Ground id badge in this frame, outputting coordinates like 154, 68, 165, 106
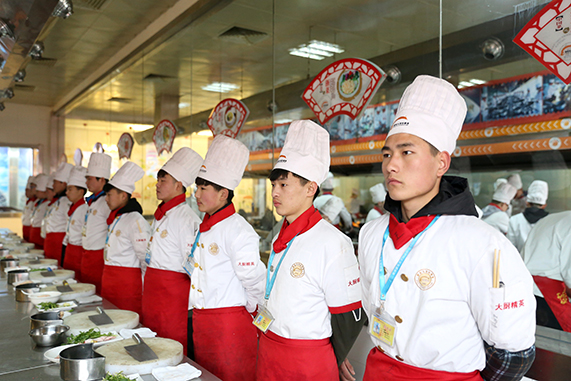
183, 255, 197, 276
370, 306, 397, 347
253, 304, 274, 333
145, 245, 151, 265
104, 246, 109, 262
81, 225, 87, 237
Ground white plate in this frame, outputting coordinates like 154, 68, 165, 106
37, 301, 78, 312
44, 344, 78, 363
66, 330, 124, 347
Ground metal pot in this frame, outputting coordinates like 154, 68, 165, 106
60, 343, 106, 381
0, 248, 9, 257
0, 257, 19, 276
7, 268, 29, 285
30, 311, 64, 330
29, 324, 70, 347
15, 283, 41, 302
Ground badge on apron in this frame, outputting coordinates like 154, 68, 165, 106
183, 255, 198, 276
82, 225, 87, 237
370, 307, 397, 347
253, 304, 275, 333
145, 243, 152, 265
104, 245, 109, 262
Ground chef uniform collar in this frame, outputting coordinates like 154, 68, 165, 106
198, 135, 249, 191
161, 147, 203, 188
86, 153, 112, 179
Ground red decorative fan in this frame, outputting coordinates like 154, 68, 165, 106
207, 98, 250, 138
152, 120, 177, 155
118, 133, 134, 159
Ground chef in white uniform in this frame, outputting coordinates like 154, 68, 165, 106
507, 174, 526, 216
141, 147, 203, 356
63, 166, 88, 274
29, 174, 50, 249
188, 135, 265, 381
256, 120, 364, 381
365, 183, 386, 223
507, 180, 549, 253
481, 182, 517, 234
358, 75, 536, 381
314, 172, 353, 232
22, 176, 37, 242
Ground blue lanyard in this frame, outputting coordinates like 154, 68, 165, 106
189, 232, 201, 259
378, 215, 440, 301
264, 235, 298, 301
105, 215, 123, 245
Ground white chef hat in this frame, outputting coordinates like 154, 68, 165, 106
26, 176, 35, 189
321, 172, 334, 190
35, 174, 49, 192
318, 196, 345, 222
198, 135, 249, 191
86, 153, 112, 179
493, 178, 507, 191
273, 119, 330, 185
161, 147, 203, 188
492, 182, 517, 204
46, 173, 55, 190
68, 166, 87, 189
109, 161, 144, 194
53, 162, 73, 183
526, 180, 548, 205
387, 75, 467, 154
507, 174, 523, 190
370, 183, 387, 204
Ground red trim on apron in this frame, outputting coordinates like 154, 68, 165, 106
44, 232, 66, 266
81, 249, 104, 294
29, 227, 44, 249
193, 306, 257, 381
257, 330, 338, 381
142, 267, 190, 355
64, 244, 83, 281
363, 347, 483, 381
533, 275, 571, 332
101, 265, 143, 315
23, 225, 31, 242
329, 301, 362, 314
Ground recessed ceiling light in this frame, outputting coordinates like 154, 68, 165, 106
289, 50, 325, 60
178, 102, 190, 108
201, 82, 239, 93
307, 40, 344, 54
289, 40, 344, 61
469, 78, 486, 85
274, 118, 293, 124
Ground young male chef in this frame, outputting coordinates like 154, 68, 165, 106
82, 153, 112, 292
142, 147, 203, 356
63, 166, 88, 274
358, 75, 536, 381
22, 176, 37, 242
29, 174, 50, 249
188, 135, 265, 381
256, 120, 364, 380
507, 180, 549, 252
101, 161, 150, 315
43, 163, 73, 266
365, 183, 386, 223
481, 182, 517, 235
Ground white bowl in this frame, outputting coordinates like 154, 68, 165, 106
28, 291, 62, 305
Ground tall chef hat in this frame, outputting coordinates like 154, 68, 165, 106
494, 178, 507, 191
53, 162, 73, 183
318, 196, 345, 223
46, 173, 55, 190
35, 174, 49, 192
109, 161, 144, 194
198, 135, 249, 191
492, 182, 517, 204
370, 183, 387, 204
507, 173, 523, 190
68, 166, 87, 189
26, 176, 35, 189
387, 75, 467, 154
161, 147, 203, 188
526, 180, 548, 205
321, 172, 334, 190
273, 119, 330, 185
86, 153, 112, 179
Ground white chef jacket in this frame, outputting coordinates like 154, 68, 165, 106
31, 200, 49, 228
104, 212, 151, 269
82, 195, 111, 250
44, 196, 72, 234
22, 199, 36, 226
482, 204, 509, 234
359, 214, 536, 373
314, 194, 352, 228
506, 213, 534, 253
189, 213, 265, 313
365, 207, 383, 224
64, 203, 88, 246
266, 220, 361, 340
522, 211, 571, 297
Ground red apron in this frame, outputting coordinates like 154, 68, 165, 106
81, 249, 104, 294
44, 232, 66, 266
23, 225, 31, 242
533, 275, 571, 332
64, 244, 83, 280
29, 227, 44, 249
363, 347, 483, 381
101, 265, 143, 315
257, 330, 338, 381
142, 267, 190, 355
193, 306, 257, 381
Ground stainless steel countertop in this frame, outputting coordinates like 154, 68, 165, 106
0, 277, 220, 381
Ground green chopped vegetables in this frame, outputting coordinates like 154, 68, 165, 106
66, 328, 114, 344
38, 302, 59, 310
30, 268, 47, 272
104, 371, 131, 381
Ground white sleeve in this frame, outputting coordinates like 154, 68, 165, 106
558, 225, 571, 289
506, 218, 517, 247
323, 236, 361, 313
358, 226, 373, 317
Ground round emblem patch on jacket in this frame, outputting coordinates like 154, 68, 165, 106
115, 230, 121, 237
415, 269, 436, 290
160, 229, 168, 238
93, 209, 98, 216
71, 220, 75, 225
208, 243, 219, 255
290, 262, 305, 278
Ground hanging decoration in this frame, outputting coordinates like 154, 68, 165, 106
118, 132, 134, 159
514, 0, 571, 84
302, 58, 386, 124
73, 148, 83, 166
207, 98, 250, 138
153, 119, 177, 155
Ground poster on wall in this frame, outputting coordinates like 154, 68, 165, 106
480, 76, 542, 122
118, 132, 134, 159
207, 98, 250, 138
514, 0, 571, 84
152, 119, 177, 155
302, 58, 386, 124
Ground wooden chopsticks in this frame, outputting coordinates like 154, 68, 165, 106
493, 249, 501, 288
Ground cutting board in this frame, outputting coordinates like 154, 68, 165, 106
64, 309, 139, 336
23, 258, 58, 269
96, 337, 183, 375
29, 269, 74, 283
43, 283, 96, 301
14, 252, 46, 260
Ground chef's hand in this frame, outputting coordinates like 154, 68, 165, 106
339, 358, 356, 381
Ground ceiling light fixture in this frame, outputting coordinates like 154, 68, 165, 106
457, 78, 486, 89
52, 0, 74, 19
178, 102, 190, 109
469, 78, 486, 85
29, 42, 44, 60
201, 82, 240, 93
482, 37, 504, 61
128, 124, 153, 132
289, 40, 344, 61
0, 19, 15, 40
2, 88, 14, 99
13, 70, 26, 83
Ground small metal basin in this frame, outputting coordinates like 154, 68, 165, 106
7, 268, 29, 285
60, 343, 106, 381
0, 257, 19, 275
29, 324, 70, 347
15, 282, 41, 302
30, 311, 64, 330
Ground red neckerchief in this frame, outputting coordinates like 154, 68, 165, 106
48, 195, 62, 206
26, 197, 37, 205
489, 203, 503, 211
68, 199, 85, 217
388, 213, 436, 250
106, 208, 120, 226
322, 191, 333, 195
374, 205, 385, 215
273, 207, 322, 253
200, 203, 236, 233
154, 193, 186, 221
